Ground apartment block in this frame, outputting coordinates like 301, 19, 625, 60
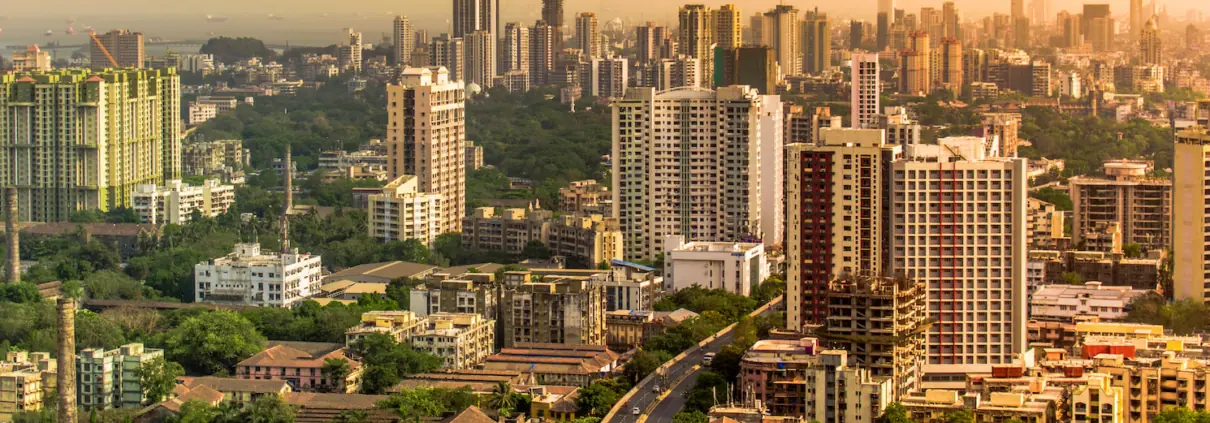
851, 53, 881, 129
901, 388, 1064, 423
367, 175, 445, 246
90, 29, 144, 69
559, 180, 608, 214
739, 338, 822, 416
237, 343, 362, 394
409, 274, 499, 320
878, 107, 922, 146
530, 264, 658, 312
785, 128, 901, 329
10, 45, 51, 72
821, 274, 928, 399
605, 310, 653, 351
501, 272, 606, 347
1026, 198, 1065, 248
649, 55, 703, 91
465, 141, 484, 171
1174, 101, 1210, 302
410, 313, 496, 370
77, 344, 163, 411
1093, 352, 1210, 423
663, 235, 768, 296
194, 243, 324, 307
0, 352, 55, 421
739, 339, 893, 421
131, 179, 235, 225
461, 207, 622, 266
1069, 160, 1172, 252
1026, 250, 1162, 292
804, 351, 893, 423
345, 311, 427, 346
0, 69, 181, 222
891, 137, 1028, 377
719, 46, 776, 94
612, 86, 781, 261
386, 67, 466, 235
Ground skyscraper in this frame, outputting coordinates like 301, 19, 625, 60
394, 16, 416, 66
89, 29, 144, 69
1082, 4, 1113, 52
386, 67, 467, 235
1011, 0, 1025, 21
878, 0, 895, 50
452, 0, 499, 39
612, 86, 780, 261
502, 23, 530, 72
678, 5, 714, 61
575, 13, 601, 59
541, 0, 565, 51
651, 56, 702, 90
430, 35, 465, 82
1130, 0, 1144, 42
715, 4, 743, 50
899, 31, 930, 94
851, 53, 881, 129
850, 21, 865, 50
636, 23, 669, 64
0, 69, 181, 222
762, 5, 800, 77
583, 57, 628, 98
1140, 17, 1162, 65
942, 2, 960, 40
940, 37, 963, 93
340, 29, 363, 73
801, 9, 831, 75
1058, 11, 1083, 48
1174, 101, 1210, 303
465, 30, 496, 88
529, 21, 556, 87
721, 46, 777, 94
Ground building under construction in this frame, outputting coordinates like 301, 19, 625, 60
820, 273, 929, 400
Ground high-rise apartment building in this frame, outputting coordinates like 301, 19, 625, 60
394, 16, 416, 66
851, 53, 881, 129
11, 46, 51, 71
502, 23, 530, 72
1131, 0, 1144, 42
529, 21, 556, 87
715, 4, 742, 51
386, 67, 467, 235
879, 107, 922, 145
635, 23, 669, 64
653, 56, 703, 91
582, 57, 628, 99
465, 30, 496, 89
89, 29, 144, 69
801, 9, 830, 75
368, 175, 445, 246
1011, 0, 1025, 21
720, 46, 776, 94
942, 2, 960, 40
612, 86, 780, 261
878, 0, 895, 50
452, 0, 498, 39
1140, 18, 1161, 65
1170, 100, 1210, 302
850, 21, 866, 50
1059, 11, 1084, 48
822, 274, 928, 399
0, 69, 181, 222
678, 4, 715, 83
1069, 161, 1172, 253
899, 31, 931, 94
939, 37, 963, 93
891, 137, 1027, 377
541, 0, 565, 51
340, 29, 363, 73
1083, 4, 1113, 52
786, 129, 900, 329
762, 5, 800, 77
430, 35, 465, 83
575, 13, 601, 59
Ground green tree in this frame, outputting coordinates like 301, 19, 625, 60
83, 270, 150, 300
751, 275, 786, 304
488, 382, 517, 416
685, 372, 728, 413
1152, 407, 1210, 423
672, 411, 709, 423
350, 333, 442, 394
321, 358, 352, 393
1029, 187, 1073, 211
0, 283, 43, 303
74, 310, 126, 351
381, 388, 445, 421
876, 403, 911, 423
623, 350, 671, 384
1123, 243, 1143, 258
944, 410, 974, 423
140, 357, 185, 404
1126, 295, 1210, 335
1061, 272, 1084, 285
156, 310, 267, 375
577, 380, 622, 417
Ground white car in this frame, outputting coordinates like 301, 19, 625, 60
632, 407, 641, 415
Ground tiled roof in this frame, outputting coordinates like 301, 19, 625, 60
238, 344, 361, 369
442, 406, 496, 423
179, 376, 291, 394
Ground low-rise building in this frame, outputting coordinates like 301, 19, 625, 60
345, 311, 427, 346
323, 261, 439, 284
1027, 250, 1162, 292
738, 339, 892, 422
900, 388, 1065, 423
480, 343, 619, 387
605, 310, 652, 351
77, 344, 163, 411
1093, 352, 1210, 423
394, 369, 531, 394
194, 243, 324, 307
409, 274, 499, 320
739, 338, 823, 416
1027, 197, 1066, 248
131, 179, 235, 225
175, 376, 292, 404
529, 262, 659, 311
559, 180, 609, 214
1030, 282, 1151, 322
501, 272, 606, 347
188, 102, 219, 125
461, 207, 623, 266
367, 175, 445, 246
236, 342, 362, 394
11, 45, 52, 71
411, 313, 496, 370
466, 141, 484, 171
182, 139, 248, 177
664, 236, 767, 296
0, 351, 55, 421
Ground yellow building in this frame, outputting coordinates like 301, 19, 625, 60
1093, 352, 1210, 423
411, 313, 496, 370
345, 311, 427, 346
526, 385, 580, 421
1174, 101, 1210, 302
1074, 322, 1165, 341
1070, 373, 1126, 423
367, 175, 445, 246
0, 351, 55, 421
605, 310, 653, 351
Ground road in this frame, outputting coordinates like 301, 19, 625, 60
609, 330, 737, 423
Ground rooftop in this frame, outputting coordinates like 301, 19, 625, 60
326, 261, 437, 282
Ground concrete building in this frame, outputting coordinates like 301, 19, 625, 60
635, 22, 670, 65
481, 343, 618, 387
77, 344, 162, 411
605, 310, 653, 351
339, 29, 363, 73
1026, 250, 1162, 292
529, 22, 556, 87
465, 30, 497, 89
739, 338, 822, 416
653, 55, 704, 91
237, 343, 362, 393
0, 69, 181, 223
719, 47, 775, 94
663, 236, 767, 296
939, 38, 963, 93
182, 140, 247, 177
1030, 282, 1151, 322
1139, 18, 1161, 66
892, 137, 1027, 377
801, 9, 830, 75
386, 67, 466, 235
465, 141, 484, 171
89, 29, 144, 69
761, 5, 800, 77
820, 275, 928, 399
452, 0, 498, 39
1069, 160, 1172, 252
411, 313, 496, 370
901, 388, 1065, 423
612, 86, 780, 261
11, 46, 51, 71
739, 339, 892, 422
430, 35, 465, 83
785, 128, 901, 329
501, 272, 606, 347
194, 243, 324, 307
502, 23, 529, 73
804, 351, 894, 423
367, 175, 445, 246
878, 107, 922, 146
409, 274, 499, 320
394, 16, 416, 66
575, 13, 601, 59
559, 180, 608, 214
0, 352, 55, 422
188, 102, 218, 126
131, 180, 235, 225
461, 207, 622, 266
1093, 352, 1210, 423
582, 56, 628, 99
1175, 101, 1210, 302
851, 53, 881, 129
345, 311, 428, 346
715, 4, 742, 51
678, 5, 716, 84
1026, 198, 1065, 248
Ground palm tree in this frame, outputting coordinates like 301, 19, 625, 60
488, 382, 517, 417
321, 358, 352, 393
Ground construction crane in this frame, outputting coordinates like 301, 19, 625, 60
88, 30, 118, 68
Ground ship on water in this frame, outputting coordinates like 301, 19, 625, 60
206, 14, 229, 23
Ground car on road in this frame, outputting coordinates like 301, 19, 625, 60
632, 407, 641, 415
652, 385, 661, 393
704, 352, 715, 366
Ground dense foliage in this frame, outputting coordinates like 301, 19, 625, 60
1152, 407, 1210, 423
350, 333, 444, 394
200, 37, 277, 63
1029, 187, 1073, 211
1125, 295, 1210, 335
171, 395, 295, 423
155, 310, 267, 375
1017, 107, 1174, 175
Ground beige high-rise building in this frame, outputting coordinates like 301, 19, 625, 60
1173, 101, 1210, 303
678, 4, 715, 84
635, 22, 670, 64
715, 4, 742, 50
851, 53, 881, 129
386, 67, 466, 235
939, 37, 963, 93
801, 9, 830, 75
891, 137, 1027, 377
465, 30, 496, 88
762, 5, 800, 77
89, 29, 143, 69
394, 16, 416, 66
0, 69, 180, 222
502, 23, 529, 72
899, 31, 931, 94
529, 21, 556, 87
1140, 17, 1161, 65
1069, 160, 1172, 252
575, 13, 601, 59
612, 86, 780, 261
942, 1, 960, 39
430, 35, 464, 83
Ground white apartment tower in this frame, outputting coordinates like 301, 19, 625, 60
131, 180, 235, 225
394, 16, 416, 66
452, 0, 499, 39
585, 57, 628, 99
612, 85, 780, 261
502, 23, 530, 72
852, 53, 881, 129
340, 29, 363, 73
653, 56, 702, 91
576, 13, 602, 59
387, 67, 467, 235
465, 30, 497, 89
891, 137, 1027, 377
762, 5, 800, 77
